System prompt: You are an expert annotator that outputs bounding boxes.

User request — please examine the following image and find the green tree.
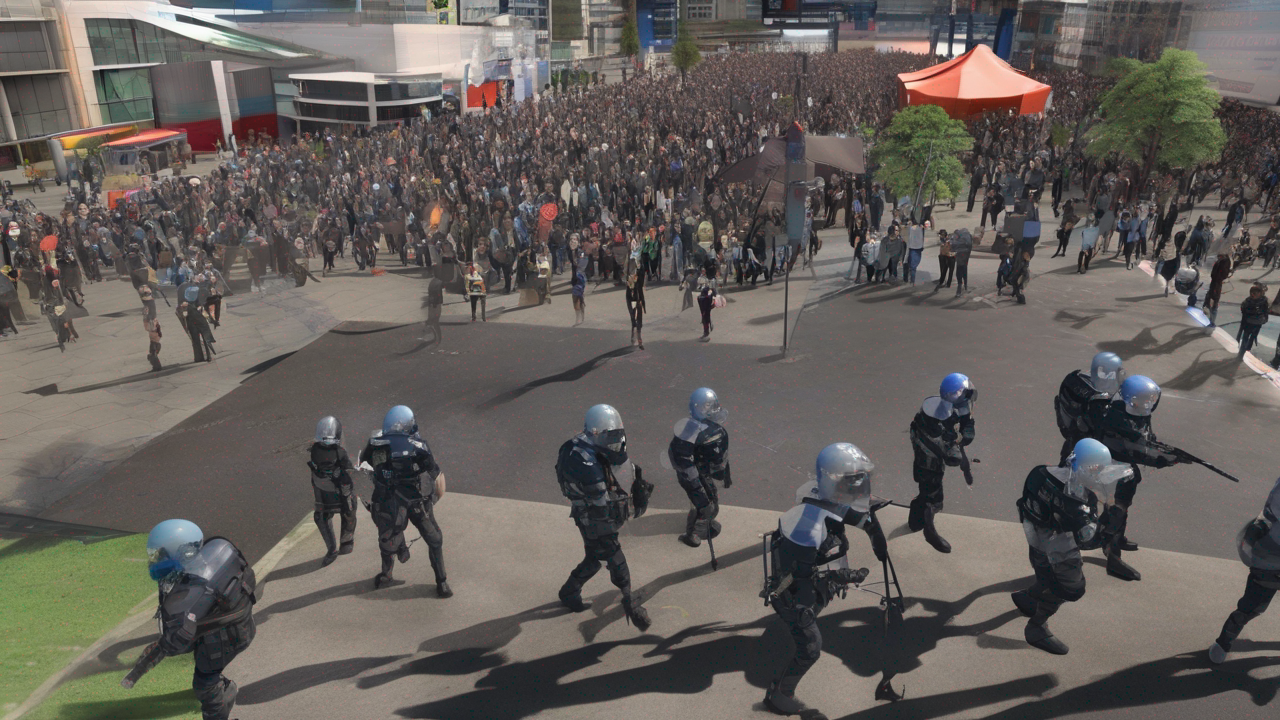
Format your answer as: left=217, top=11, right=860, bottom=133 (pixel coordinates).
left=671, top=22, right=701, bottom=84
left=621, top=20, right=640, bottom=58
left=1085, top=48, right=1226, bottom=191
left=871, top=105, right=973, bottom=204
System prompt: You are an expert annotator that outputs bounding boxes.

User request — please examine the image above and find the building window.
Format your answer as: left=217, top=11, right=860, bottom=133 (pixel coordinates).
left=687, top=1, right=713, bottom=19
left=0, top=22, right=54, bottom=73
left=295, top=102, right=369, bottom=123
left=2, top=75, right=71, bottom=139
left=86, top=19, right=141, bottom=66
left=95, top=68, right=154, bottom=123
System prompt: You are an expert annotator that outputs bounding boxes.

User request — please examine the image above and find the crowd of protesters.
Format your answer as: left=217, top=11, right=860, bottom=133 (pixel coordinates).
left=6, top=47, right=1280, bottom=364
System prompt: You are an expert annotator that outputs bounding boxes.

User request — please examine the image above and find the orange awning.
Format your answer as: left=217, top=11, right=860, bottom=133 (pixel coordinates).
left=897, top=45, right=1051, bottom=119
left=102, top=129, right=186, bottom=149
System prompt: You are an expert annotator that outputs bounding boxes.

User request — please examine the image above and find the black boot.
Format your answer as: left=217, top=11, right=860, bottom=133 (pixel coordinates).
left=874, top=677, right=903, bottom=702
left=147, top=353, right=162, bottom=372
left=907, top=497, right=925, bottom=533
left=559, top=589, right=591, bottom=612
left=315, top=512, right=338, bottom=565
left=436, top=581, right=453, bottom=598
left=764, top=676, right=826, bottom=718
left=1011, top=590, right=1036, bottom=617
left=921, top=506, right=951, bottom=554
left=621, top=594, right=651, bottom=631
left=1105, top=546, right=1141, bottom=581
left=1025, top=620, right=1069, bottom=655
left=677, top=533, right=701, bottom=548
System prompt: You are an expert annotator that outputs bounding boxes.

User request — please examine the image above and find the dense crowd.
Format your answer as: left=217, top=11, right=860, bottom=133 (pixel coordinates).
left=6, top=47, right=1280, bottom=359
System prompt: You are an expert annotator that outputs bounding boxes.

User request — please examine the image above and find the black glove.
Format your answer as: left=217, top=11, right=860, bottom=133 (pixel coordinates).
left=835, top=567, right=870, bottom=586
left=866, top=516, right=889, bottom=562
left=1244, top=519, right=1270, bottom=546
left=722, top=463, right=732, bottom=489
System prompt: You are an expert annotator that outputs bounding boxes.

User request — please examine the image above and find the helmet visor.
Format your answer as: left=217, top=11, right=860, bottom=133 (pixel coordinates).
left=598, top=428, right=627, bottom=455
left=830, top=471, right=872, bottom=513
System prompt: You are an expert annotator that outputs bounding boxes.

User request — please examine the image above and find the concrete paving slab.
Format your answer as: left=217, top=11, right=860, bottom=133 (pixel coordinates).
left=212, top=493, right=1279, bottom=720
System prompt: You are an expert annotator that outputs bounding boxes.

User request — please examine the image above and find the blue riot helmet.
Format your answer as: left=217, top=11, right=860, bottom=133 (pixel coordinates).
left=383, top=405, right=417, bottom=435
left=1067, top=438, right=1130, bottom=505
left=146, top=519, right=203, bottom=581
left=689, top=387, right=727, bottom=424
left=1090, top=352, right=1126, bottom=397
left=940, top=373, right=976, bottom=407
left=584, top=404, right=627, bottom=465
left=1120, top=376, right=1161, bottom=417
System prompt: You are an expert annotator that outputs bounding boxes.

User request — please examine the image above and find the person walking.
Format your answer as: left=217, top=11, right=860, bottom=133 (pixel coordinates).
left=951, top=228, right=973, bottom=296
left=697, top=269, right=717, bottom=340
left=465, top=262, right=487, bottom=322
left=626, top=269, right=645, bottom=349
left=1205, top=253, right=1233, bottom=327
left=935, top=229, right=955, bottom=289
left=1051, top=219, right=1075, bottom=258
left=1237, top=283, right=1270, bottom=359
left=571, top=264, right=586, bottom=326
left=905, top=221, right=925, bottom=285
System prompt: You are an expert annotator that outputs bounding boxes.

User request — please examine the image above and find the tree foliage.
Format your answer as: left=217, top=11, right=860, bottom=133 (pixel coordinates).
left=1085, top=48, right=1225, bottom=183
left=621, top=20, right=640, bottom=58
left=671, top=22, right=701, bottom=82
left=871, top=105, right=973, bottom=202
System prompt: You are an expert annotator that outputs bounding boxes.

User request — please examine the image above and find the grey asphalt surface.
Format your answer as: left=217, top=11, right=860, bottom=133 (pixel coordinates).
left=44, top=236, right=1280, bottom=566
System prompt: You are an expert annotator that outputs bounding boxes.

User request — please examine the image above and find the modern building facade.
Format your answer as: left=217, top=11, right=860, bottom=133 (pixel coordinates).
left=289, top=69, right=443, bottom=133
left=0, top=0, right=78, bottom=170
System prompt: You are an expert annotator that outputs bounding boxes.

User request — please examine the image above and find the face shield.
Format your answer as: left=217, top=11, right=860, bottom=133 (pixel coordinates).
left=828, top=470, right=872, bottom=514
left=146, top=519, right=203, bottom=581
left=815, top=443, right=875, bottom=513
left=1090, top=352, right=1126, bottom=397
left=689, top=387, right=727, bottom=424
left=1121, top=376, right=1161, bottom=417
left=593, top=428, right=628, bottom=465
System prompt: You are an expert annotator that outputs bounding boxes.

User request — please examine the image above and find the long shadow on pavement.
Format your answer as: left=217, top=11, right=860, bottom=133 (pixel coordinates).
left=392, top=620, right=779, bottom=719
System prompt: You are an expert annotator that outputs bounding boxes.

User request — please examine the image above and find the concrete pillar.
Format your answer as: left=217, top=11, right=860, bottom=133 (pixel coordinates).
left=0, top=81, right=19, bottom=144
left=211, top=61, right=235, bottom=146
left=367, top=82, right=378, bottom=129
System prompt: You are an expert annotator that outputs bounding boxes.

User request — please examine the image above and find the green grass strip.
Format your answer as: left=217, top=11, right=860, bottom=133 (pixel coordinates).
left=0, top=535, right=195, bottom=718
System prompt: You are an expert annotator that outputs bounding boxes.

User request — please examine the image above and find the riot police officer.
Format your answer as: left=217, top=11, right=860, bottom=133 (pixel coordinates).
left=669, top=387, right=731, bottom=548
left=1055, top=352, right=1125, bottom=464
left=121, top=520, right=258, bottom=720
left=907, top=373, right=977, bottom=553
left=1013, top=439, right=1129, bottom=654
left=1098, top=376, right=1182, bottom=582
left=763, top=443, right=886, bottom=717
left=360, top=405, right=451, bottom=596
left=556, top=404, right=654, bottom=630
left=1210, top=476, right=1280, bottom=663
left=309, top=416, right=357, bottom=566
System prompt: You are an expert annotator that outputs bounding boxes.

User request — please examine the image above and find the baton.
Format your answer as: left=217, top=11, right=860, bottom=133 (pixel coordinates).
left=706, top=530, right=719, bottom=571
left=960, top=447, right=975, bottom=486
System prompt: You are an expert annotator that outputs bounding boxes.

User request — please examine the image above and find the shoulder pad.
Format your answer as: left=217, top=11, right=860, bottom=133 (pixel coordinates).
left=408, top=437, right=430, bottom=453
left=779, top=503, right=840, bottom=548
left=673, top=417, right=705, bottom=442
left=921, top=396, right=953, bottom=420
left=368, top=436, right=390, bottom=447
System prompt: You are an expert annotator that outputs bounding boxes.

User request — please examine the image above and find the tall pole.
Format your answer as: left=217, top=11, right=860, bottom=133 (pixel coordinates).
left=783, top=120, right=805, bottom=353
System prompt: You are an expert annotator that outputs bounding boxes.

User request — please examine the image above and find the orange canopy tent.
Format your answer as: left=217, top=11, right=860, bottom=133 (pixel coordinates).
left=897, top=45, right=1051, bottom=119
